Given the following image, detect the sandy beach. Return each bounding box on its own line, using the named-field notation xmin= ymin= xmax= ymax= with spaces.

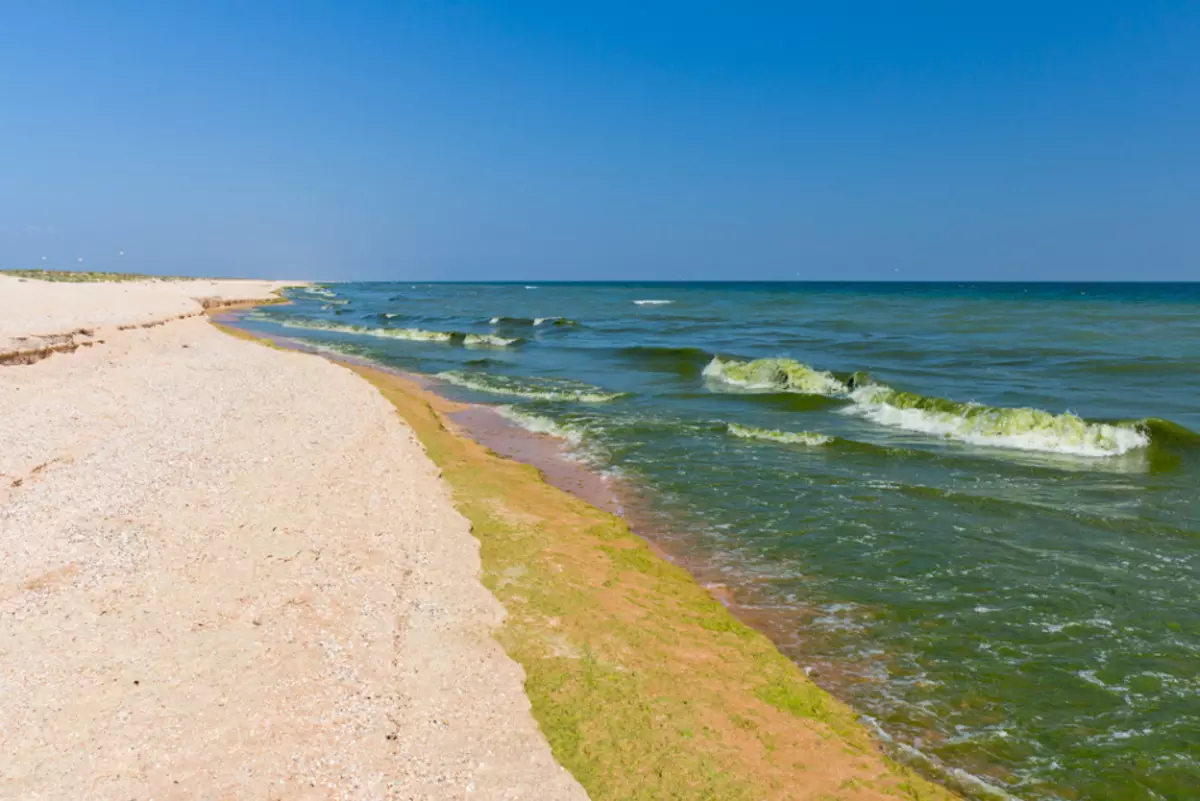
xmin=0 ymin=276 xmax=585 ymax=799
xmin=1 ymin=273 xmax=960 ymax=801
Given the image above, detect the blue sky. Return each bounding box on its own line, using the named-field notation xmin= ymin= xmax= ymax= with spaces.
xmin=1 ymin=2 xmax=1197 ymax=280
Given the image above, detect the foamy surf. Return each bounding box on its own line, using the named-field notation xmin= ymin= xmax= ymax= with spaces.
xmin=436 ymin=371 xmax=626 ymax=403
xmin=727 ymin=423 xmax=832 ymax=446
xmin=488 ymin=315 xmax=578 ymax=327
xmin=464 ymin=333 xmax=521 ymax=347
xmin=268 ymin=318 xmax=522 ymax=347
xmin=496 ymin=405 xmax=587 ymax=445
xmin=703 ymin=356 xmax=847 ymax=395
xmin=633 ymin=299 xmax=673 ymax=306
xmin=274 ymin=318 xmax=454 ymax=342
xmin=847 ymin=385 xmax=1151 ymax=457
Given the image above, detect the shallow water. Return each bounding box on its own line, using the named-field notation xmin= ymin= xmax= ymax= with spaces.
xmin=241 ymin=282 xmax=1200 ymax=800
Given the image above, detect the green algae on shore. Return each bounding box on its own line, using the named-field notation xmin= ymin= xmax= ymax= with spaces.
xmin=216 ymin=320 xmax=958 ymax=800
xmin=350 ymin=364 xmax=957 ymax=801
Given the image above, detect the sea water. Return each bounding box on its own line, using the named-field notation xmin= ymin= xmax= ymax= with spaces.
xmin=240 ymin=281 xmax=1200 ymax=800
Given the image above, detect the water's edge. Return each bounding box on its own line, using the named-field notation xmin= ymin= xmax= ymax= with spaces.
xmin=215 ymin=310 xmax=1003 ymax=799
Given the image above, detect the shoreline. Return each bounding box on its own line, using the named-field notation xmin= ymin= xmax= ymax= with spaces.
xmin=217 ymin=315 xmax=961 ymax=799
xmin=1 ymin=277 xmax=585 ymax=799
xmin=2 ymin=268 xmax=958 ymax=799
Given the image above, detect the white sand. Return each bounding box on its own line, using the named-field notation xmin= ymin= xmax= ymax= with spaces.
xmin=0 ymin=278 xmax=586 ymax=799
xmin=0 ymin=275 xmax=306 ymax=360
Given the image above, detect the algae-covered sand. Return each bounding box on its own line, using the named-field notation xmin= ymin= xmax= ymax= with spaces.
xmin=233 ymin=325 xmax=951 ymax=800
xmin=355 ymin=363 xmax=956 ymax=800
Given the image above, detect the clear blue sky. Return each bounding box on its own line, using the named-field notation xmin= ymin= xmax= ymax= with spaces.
xmin=1 ymin=2 xmax=1197 ymax=280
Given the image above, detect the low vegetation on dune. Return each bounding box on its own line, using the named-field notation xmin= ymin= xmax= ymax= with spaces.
xmin=0 ymin=268 xmax=187 ymax=282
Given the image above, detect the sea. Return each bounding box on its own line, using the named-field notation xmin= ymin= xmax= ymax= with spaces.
xmin=235 ymin=281 xmax=1199 ymax=800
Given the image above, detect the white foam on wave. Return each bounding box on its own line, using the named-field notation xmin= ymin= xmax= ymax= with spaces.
xmin=847 ymin=385 xmax=1150 ymax=457
xmin=727 ymin=422 xmax=831 ymax=446
xmin=703 ymin=356 xmax=847 ymax=396
xmin=464 ymin=334 xmax=520 ymax=347
xmin=435 ymin=371 xmax=625 ymax=403
xmin=495 ymin=405 xmax=586 ymax=445
xmin=274 ymin=318 xmax=455 ymax=342
xmin=633 ymin=299 xmax=673 ymax=306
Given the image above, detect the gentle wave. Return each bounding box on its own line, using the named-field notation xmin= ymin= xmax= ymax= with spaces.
xmin=847 ymin=384 xmax=1151 ymax=457
xmin=617 ymin=345 xmax=715 ymax=375
xmin=633 ymin=299 xmax=674 ymax=305
xmin=727 ymin=423 xmax=832 ymax=446
xmin=488 ymin=315 xmax=578 ymax=327
xmin=436 ymin=371 xmax=626 ymax=403
xmin=266 ymin=318 xmax=522 ymax=347
xmin=704 ymin=356 xmax=848 ymax=395
xmin=464 ymin=333 xmax=522 ymax=347
xmin=495 ymin=405 xmax=587 ymax=445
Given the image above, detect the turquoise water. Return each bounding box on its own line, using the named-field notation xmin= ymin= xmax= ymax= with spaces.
xmin=240 ymin=282 xmax=1200 ymax=800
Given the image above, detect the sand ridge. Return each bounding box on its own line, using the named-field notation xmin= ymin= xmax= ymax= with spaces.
xmin=0 ymin=275 xmax=306 ymax=362
xmin=0 ymin=279 xmax=586 ymax=799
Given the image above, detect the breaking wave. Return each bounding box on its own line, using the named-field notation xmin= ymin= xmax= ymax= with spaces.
xmin=703 ymin=356 xmax=848 ymax=395
xmin=436 ymin=371 xmax=627 ymax=403
xmin=464 ymin=333 xmax=521 ymax=347
xmin=488 ymin=315 xmax=578 ymax=327
xmin=727 ymin=423 xmax=832 ymax=446
xmin=847 ymin=384 xmax=1153 ymax=457
xmin=265 ymin=318 xmax=522 ymax=347
xmin=633 ymin=299 xmax=674 ymax=306
xmin=495 ymin=406 xmax=587 ymax=445
xmin=701 ymin=357 xmax=1191 ymax=459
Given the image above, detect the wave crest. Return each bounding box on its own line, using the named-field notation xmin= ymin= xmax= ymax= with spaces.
xmin=488 ymin=315 xmax=578 ymax=327
xmin=703 ymin=356 xmax=847 ymax=395
xmin=464 ymin=333 xmax=521 ymax=347
xmin=436 ymin=371 xmax=626 ymax=403
xmin=265 ymin=318 xmax=522 ymax=347
xmin=848 ymin=385 xmax=1151 ymax=457
xmin=496 ymin=406 xmax=586 ymax=445
xmin=727 ymin=423 xmax=832 ymax=446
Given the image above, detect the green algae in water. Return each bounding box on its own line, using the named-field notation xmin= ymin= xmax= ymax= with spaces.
xmin=727 ymin=422 xmax=833 ymax=446
xmin=703 ymin=355 xmax=848 ymax=395
xmin=237 ymin=280 xmax=1200 ymax=799
xmin=849 ymin=385 xmax=1151 ymax=457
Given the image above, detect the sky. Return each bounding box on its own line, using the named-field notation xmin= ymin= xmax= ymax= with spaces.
xmin=1 ymin=1 xmax=1197 ymax=281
